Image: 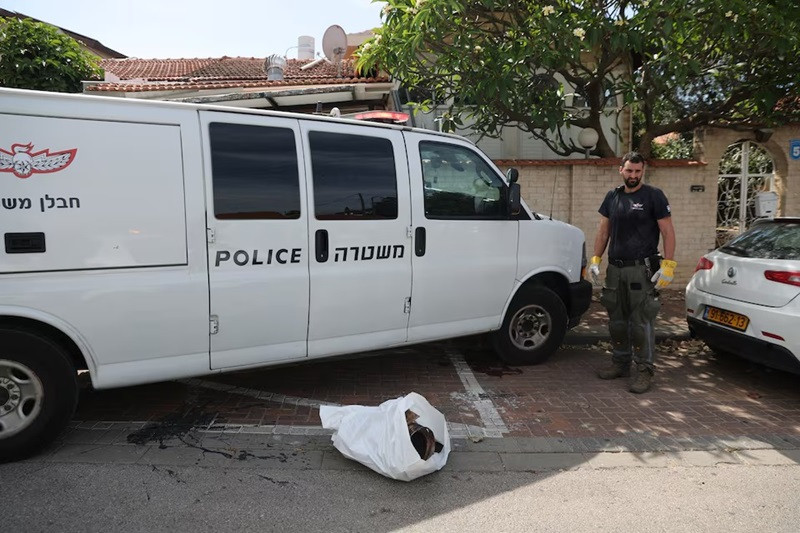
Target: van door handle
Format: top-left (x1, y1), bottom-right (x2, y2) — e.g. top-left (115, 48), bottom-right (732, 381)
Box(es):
top-left (414, 227), bottom-right (426, 257)
top-left (315, 229), bottom-right (329, 263)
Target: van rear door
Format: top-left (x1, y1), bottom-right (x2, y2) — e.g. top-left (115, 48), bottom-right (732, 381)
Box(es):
top-left (0, 113), bottom-right (187, 273)
top-left (201, 112), bottom-right (310, 369)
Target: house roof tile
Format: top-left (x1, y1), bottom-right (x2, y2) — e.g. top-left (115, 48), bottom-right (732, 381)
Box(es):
top-left (99, 58), bottom-right (219, 80)
top-left (91, 57), bottom-right (387, 92)
top-left (776, 95), bottom-right (800, 115)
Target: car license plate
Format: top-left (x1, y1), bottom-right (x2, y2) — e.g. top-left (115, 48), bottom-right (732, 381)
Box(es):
top-left (704, 306), bottom-right (750, 331)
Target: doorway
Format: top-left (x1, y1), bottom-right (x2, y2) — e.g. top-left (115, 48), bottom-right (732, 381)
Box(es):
top-left (716, 141), bottom-right (777, 246)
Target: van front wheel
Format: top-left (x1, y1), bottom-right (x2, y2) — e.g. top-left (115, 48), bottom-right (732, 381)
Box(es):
top-left (0, 327), bottom-right (78, 463)
top-left (492, 286), bottom-right (568, 365)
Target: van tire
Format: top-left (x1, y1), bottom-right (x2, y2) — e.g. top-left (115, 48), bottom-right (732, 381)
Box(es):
top-left (0, 327), bottom-right (78, 463)
top-left (492, 286), bottom-right (568, 365)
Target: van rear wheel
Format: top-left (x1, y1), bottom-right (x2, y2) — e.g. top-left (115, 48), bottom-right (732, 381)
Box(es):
top-left (0, 327), bottom-right (78, 463)
top-left (492, 286), bottom-right (567, 365)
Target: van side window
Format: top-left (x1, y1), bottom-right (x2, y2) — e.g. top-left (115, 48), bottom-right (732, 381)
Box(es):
top-left (209, 122), bottom-right (301, 219)
top-left (309, 131), bottom-right (398, 220)
top-left (419, 141), bottom-right (507, 219)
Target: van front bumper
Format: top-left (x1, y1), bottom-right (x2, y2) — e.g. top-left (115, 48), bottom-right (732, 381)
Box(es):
top-left (567, 279), bottom-right (593, 328)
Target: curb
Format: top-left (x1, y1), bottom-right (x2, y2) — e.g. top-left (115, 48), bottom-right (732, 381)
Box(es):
top-left (38, 428), bottom-right (800, 472)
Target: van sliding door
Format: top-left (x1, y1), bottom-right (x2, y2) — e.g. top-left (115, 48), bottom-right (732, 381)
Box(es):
top-left (301, 121), bottom-right (412, 357)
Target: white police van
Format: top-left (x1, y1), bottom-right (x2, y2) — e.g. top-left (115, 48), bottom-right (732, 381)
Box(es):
top-left (0, 87), bottom-right (591, 460)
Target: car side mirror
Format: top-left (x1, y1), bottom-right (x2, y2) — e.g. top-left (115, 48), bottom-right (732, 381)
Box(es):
top-left (509, 182), bottom-right (521, 216)
top-left (506, 168), bottom-right (519, 184)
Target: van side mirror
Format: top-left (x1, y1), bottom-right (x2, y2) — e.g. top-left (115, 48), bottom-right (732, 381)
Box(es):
top-left (509, 182), bottom-right (521, 216)
top-left (506, 168), bottom-right (519, 184)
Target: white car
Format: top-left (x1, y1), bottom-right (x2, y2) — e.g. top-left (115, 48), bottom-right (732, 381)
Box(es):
top-left (686, 217), bottom-right (800, 374)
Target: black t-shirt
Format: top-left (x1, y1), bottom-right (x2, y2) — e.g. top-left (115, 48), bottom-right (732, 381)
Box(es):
top-left (598, 184), bottom-right (671, 261)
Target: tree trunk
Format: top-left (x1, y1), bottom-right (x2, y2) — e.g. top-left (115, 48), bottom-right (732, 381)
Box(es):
top-left (587, 112), bottom-right (617, 158)
top-left (595, 131), bottom-right (617, 158)
top-left (637, 130), bottom-right (654, 160)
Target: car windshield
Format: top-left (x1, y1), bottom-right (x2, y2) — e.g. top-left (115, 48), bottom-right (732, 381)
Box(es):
top-left (720, 221), bottom-right (800, 260)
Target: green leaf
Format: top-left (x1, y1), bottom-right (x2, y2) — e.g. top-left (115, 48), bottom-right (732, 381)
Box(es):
top-left (0, 16), bottom-right (101, 92)
top-left (361, 1), bottom-right (800, 158)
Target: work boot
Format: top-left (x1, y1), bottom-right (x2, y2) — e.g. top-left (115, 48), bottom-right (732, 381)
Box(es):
top-left (629, 364), bottom-right (654, 394)
top-left (597, 360), bottom-right (630, 380)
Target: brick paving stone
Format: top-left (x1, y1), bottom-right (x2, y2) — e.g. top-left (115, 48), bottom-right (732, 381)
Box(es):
top-left (68, 292), bottom-right (800, 456)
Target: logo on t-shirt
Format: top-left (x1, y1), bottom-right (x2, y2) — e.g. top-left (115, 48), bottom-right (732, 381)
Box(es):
top-left (631, 202), bottom-right (644, 211)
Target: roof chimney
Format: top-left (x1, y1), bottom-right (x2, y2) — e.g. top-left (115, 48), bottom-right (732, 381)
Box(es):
top-left (264, 54), bottom-right (286, 80)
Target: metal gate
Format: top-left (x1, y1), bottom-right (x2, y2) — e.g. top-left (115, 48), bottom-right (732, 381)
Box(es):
top-left (716, 141), bottom-right (776, 247)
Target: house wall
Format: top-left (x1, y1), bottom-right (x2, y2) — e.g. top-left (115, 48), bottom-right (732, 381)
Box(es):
top-left (407, 107), bottom-right (629, 161)
top-left (494, 124), bottom-right (800, 289)
top-left (403, 62), bottom-right (632, 161)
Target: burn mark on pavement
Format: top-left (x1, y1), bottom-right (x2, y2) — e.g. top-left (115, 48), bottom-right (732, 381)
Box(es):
top-left (127, 409), bottom-right (216, 446)
top-left (467, 361), bottom-right (523, 377)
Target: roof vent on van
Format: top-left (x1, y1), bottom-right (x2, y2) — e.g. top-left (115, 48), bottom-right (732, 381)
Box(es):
top-left (264, 55), bottom-right (287, 81)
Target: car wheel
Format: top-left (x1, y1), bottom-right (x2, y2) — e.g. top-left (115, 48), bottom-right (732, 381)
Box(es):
top-left (0, 327), bottom-right (78, 463)
top-left (492, 285), bottom-right (568, 365)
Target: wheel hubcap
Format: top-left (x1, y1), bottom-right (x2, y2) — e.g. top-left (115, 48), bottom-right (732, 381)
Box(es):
top-left (0, 360), bottom-right (44, 438)
top-left (509, 304), bottom-right (551, 351)
top-left (0, 381), bottom-right (10, 407)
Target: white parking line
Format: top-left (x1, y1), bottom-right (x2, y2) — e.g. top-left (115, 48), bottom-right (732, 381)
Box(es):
top-left (178, 353), bottom-right (507, 439)
top-left (446, 348), bottom-right (508, 438)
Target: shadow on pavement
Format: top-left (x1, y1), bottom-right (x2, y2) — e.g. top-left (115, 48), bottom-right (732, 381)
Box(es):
top-left (5, 320), bottom-right (800, 531)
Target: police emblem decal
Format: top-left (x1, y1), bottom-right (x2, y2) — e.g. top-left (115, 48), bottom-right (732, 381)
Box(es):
top-left (0, 143), bottom-right (77, 179)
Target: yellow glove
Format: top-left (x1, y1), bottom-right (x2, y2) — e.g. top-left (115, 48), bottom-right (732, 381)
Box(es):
top-left (589, 256), bottom-right (602, 286)
top-left (650, 259), bottom-right (677, 289)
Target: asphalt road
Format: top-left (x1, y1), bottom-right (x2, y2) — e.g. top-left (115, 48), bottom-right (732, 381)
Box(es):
top-left (4, 457), bottom-right (799, 532)
top-left (5, 331), bottom-right (800, 532)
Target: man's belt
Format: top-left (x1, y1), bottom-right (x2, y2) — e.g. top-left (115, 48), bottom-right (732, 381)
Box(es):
top-left (608, 255), bottom-right (661, 268)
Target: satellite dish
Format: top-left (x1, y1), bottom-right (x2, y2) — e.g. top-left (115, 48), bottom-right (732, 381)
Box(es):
top-left (322, 24), bottom-right (347, 77)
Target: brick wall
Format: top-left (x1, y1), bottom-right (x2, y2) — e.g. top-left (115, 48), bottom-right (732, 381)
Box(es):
top-left (494, 125), bottom-right (800, 288)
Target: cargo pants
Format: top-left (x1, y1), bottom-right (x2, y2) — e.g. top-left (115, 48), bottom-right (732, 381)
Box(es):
top-left (599, 263), bottom-right (661, 369)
